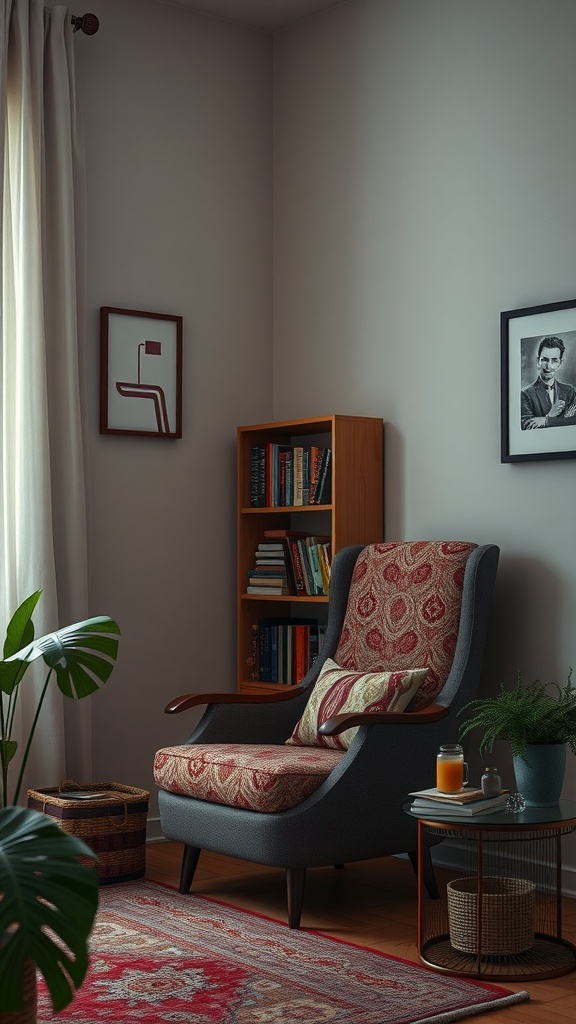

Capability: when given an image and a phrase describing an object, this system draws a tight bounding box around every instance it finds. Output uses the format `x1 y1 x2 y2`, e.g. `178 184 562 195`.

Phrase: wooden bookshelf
237 415 384 693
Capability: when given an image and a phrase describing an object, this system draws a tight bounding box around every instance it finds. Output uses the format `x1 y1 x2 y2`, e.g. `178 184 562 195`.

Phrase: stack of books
408 786 509 816
247 541 290 595
247 530 332 597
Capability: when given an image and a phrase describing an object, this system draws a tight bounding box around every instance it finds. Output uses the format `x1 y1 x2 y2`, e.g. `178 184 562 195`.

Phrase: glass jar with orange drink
436 744 469 793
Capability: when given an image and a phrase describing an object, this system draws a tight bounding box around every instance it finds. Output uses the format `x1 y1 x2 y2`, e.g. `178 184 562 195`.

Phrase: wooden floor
145 841 576 1024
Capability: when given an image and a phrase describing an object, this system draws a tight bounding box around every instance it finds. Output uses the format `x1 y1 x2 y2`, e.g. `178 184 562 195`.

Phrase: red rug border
129 876 527 1001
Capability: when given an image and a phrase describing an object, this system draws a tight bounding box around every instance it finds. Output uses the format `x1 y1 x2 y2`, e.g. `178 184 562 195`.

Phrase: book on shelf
297 538 316 595
250 445 267 507
247 585 288 595
248 576 287 586
409 792 509 816
317 542 331 592
302 447 311 505
263 529 314 540
314 447 332 504
256 617 321 684
308 446 324 504
288 538 307 594
306 536 325 594
249 444 332 508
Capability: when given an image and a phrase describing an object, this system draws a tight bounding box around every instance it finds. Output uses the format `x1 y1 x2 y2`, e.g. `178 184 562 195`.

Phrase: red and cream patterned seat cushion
153 743 344 813
335 541 476 710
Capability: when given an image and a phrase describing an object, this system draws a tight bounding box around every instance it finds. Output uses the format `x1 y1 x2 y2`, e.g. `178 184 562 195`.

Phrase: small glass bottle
481 767 502 798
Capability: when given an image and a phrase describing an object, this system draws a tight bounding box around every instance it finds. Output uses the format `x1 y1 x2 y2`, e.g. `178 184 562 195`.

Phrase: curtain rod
71 13 99 35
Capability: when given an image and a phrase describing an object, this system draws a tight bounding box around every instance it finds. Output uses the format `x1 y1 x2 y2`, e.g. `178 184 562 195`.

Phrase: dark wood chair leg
286 867 306 929
179 844 201 894
408 847 440 900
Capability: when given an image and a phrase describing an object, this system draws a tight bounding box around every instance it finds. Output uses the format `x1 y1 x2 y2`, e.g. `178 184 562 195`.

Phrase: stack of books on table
408 787 509 816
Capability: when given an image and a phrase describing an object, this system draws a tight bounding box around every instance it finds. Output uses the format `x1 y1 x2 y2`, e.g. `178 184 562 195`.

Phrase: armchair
155 541 499 928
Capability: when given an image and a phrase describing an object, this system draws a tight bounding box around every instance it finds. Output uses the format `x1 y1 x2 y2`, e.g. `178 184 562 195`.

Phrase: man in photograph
521 336 576 429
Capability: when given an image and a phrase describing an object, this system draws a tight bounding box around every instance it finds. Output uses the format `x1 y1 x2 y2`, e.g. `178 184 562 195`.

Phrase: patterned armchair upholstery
155 541 499 928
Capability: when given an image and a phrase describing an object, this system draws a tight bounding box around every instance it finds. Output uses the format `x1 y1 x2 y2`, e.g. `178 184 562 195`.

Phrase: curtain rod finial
71 13 99 35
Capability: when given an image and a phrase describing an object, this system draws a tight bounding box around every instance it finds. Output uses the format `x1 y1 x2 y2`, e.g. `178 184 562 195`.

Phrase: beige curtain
0 0 90 798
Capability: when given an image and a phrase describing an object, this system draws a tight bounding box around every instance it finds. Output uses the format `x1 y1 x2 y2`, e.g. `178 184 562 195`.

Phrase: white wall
274 0 576 870
72 0 274 823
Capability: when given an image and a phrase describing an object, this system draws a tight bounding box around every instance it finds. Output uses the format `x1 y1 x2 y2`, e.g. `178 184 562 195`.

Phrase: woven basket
447 875 535 956
27 782 149 885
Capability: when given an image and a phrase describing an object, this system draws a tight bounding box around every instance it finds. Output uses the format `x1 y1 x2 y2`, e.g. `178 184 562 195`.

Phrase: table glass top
403 797 576 828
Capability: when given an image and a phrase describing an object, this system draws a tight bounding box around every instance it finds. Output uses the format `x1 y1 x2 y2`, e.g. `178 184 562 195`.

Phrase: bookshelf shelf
237 414 384 692
241 505 332 514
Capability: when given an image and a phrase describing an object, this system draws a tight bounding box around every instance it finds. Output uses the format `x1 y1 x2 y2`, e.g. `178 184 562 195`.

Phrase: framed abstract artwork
501 298 576 462
100 307 183 438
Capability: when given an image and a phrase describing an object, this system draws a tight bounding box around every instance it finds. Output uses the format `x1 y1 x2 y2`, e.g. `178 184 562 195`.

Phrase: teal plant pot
513 743 567 807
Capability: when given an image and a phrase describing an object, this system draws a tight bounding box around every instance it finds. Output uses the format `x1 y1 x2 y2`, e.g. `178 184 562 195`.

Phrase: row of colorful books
250 443 332 507
250 617 327 685
247 531 331 597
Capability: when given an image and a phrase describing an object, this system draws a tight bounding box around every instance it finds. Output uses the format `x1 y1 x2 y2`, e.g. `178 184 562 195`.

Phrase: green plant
0 590 121 807
0 805 99 1014
459 668 576 763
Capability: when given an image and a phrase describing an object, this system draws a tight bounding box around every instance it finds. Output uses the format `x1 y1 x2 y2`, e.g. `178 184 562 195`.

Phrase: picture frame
100 307 183 438
501 298 576 462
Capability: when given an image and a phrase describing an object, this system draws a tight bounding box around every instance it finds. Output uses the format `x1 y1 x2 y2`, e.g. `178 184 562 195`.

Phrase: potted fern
459 670 576 807
0 591 121 1017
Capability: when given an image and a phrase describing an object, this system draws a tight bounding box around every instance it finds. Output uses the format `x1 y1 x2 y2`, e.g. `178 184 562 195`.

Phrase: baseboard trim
146 816 166 844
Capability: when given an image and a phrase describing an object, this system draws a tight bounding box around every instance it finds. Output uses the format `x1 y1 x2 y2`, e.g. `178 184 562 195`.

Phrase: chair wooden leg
286 867 306 929
179 844 201 894
408 848 440 900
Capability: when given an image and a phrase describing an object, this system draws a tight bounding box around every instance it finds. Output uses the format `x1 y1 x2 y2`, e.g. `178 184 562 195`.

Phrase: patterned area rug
37 880 529 1023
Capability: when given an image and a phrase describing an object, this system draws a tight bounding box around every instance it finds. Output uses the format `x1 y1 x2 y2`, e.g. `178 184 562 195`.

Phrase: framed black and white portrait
501 298 576 462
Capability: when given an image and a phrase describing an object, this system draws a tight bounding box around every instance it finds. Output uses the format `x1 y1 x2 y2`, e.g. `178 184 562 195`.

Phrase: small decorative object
506 792 526 813
436 744 469 793
459 669 576 806
100 306 183 438
501 297 576 463
481 767 502 798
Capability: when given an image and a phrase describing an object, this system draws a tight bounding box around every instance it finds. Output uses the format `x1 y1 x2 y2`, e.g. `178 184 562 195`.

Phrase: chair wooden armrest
317 703 449 736
165 686 308 714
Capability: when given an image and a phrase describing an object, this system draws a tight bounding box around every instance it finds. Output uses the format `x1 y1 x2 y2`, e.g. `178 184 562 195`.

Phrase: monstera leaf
0 806 99 1014
0 590 42 696
6 615 121 698
0 597 121 806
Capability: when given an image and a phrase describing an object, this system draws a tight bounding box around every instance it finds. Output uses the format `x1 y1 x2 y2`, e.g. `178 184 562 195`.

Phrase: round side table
404 798 576 981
